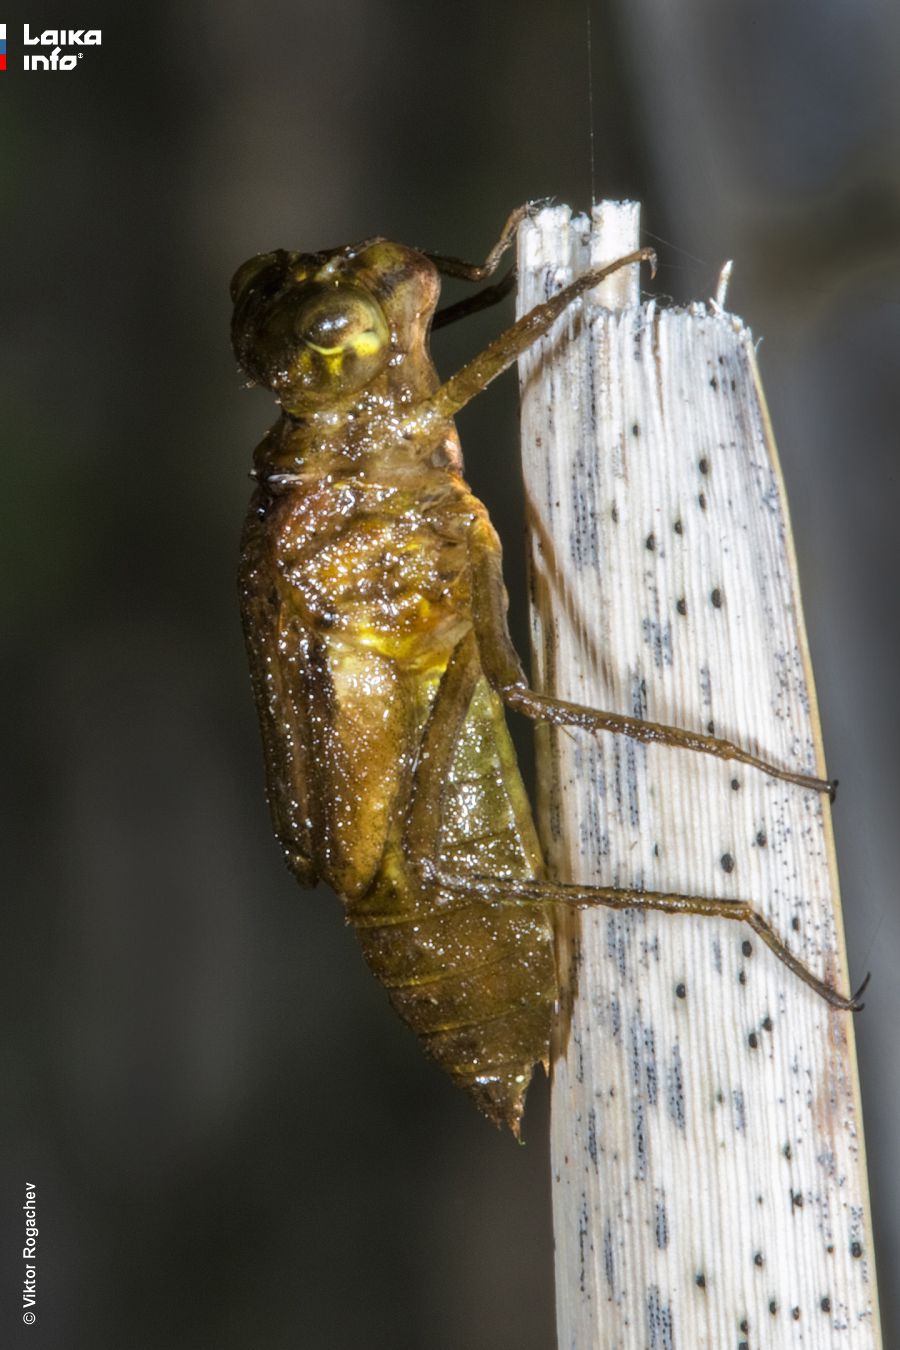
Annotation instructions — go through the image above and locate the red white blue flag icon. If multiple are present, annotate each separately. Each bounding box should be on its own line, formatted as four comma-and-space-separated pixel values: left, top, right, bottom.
0, 25, 6, 70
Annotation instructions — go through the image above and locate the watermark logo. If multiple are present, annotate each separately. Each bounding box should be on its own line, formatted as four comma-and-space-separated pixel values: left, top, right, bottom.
21, 23, 102, 71
0, 25, 6, 71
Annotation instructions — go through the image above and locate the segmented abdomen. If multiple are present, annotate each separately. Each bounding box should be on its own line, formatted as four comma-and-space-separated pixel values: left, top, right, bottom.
348, 677, 556, 1133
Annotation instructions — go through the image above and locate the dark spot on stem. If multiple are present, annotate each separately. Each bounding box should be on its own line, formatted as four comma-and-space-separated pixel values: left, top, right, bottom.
742, 940, 753, 957
655, 1200, 669, 1249
748, 1032, 759, 1049
675, 982, 686, 999
676, 597, 687, 616
711, 587, 723, 608
587, 1106, 598, 1167
721, 853, 735, 873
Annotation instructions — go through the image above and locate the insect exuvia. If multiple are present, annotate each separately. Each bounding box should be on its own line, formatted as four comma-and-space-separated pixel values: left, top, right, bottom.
231, 205, 865, 1135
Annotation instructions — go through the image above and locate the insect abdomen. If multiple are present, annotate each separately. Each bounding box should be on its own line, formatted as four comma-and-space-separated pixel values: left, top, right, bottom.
348, 677, 557, 1133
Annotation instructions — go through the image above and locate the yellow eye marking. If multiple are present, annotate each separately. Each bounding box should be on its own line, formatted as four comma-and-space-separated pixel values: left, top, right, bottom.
305, 328, 384, 359
348, 328, 386, 357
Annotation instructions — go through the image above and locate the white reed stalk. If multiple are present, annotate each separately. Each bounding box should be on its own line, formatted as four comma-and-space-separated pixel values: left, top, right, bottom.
517, 202, 881, 1350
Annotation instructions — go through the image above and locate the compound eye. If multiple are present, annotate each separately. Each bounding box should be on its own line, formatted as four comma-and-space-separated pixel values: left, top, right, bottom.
297, 284, 389, 359
230, 251, 285, 304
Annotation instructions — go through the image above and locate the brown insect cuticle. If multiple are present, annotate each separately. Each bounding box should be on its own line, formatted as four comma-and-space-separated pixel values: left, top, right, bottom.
233, 207, 864, 1131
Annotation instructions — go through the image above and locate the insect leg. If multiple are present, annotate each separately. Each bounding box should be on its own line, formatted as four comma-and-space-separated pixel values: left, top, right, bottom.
421, 248, 656, 421
502, 687, 834, 793
466, 517, 834, 795
397, 593, 864, 1013
432, 268, 516, 332
424, 203, 534, 283
432, 870, 869, 1012
429, 204, 536, 331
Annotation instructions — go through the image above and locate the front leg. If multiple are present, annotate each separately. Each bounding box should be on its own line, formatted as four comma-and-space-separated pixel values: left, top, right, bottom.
423, 203, 535, 283
427, 204, 531, 332
419, 248, 657, 421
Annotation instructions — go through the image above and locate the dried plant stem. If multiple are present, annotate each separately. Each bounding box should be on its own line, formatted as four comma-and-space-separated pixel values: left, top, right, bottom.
517, 202, 881, 1350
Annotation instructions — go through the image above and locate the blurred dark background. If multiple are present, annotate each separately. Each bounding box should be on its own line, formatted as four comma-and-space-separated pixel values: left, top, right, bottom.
3, 2, 897, 1346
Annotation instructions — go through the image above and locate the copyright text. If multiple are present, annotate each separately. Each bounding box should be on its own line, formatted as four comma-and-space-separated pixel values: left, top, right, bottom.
22, 1182, 37, 1324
